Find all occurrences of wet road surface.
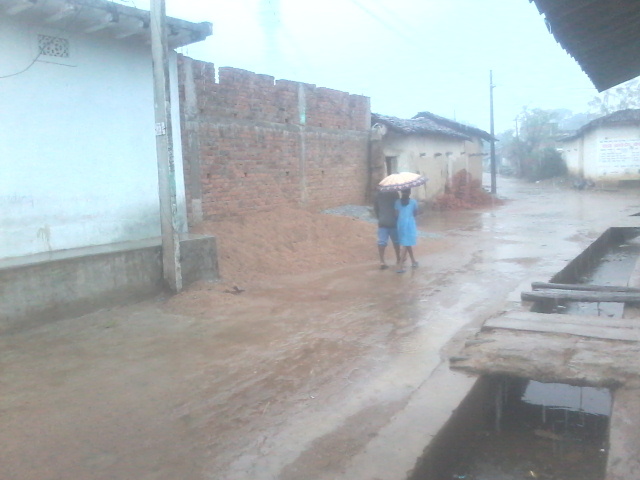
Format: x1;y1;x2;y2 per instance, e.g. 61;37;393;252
2;177;640;480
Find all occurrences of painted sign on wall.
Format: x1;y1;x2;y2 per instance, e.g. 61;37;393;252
597;138;640;176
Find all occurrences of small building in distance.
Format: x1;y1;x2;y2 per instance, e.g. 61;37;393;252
560;109;640;186
371;112;492;202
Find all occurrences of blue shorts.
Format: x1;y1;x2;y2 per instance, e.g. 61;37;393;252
377;227;398;246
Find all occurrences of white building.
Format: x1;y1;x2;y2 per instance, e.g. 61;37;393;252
561;109;640;185
0;0;211;259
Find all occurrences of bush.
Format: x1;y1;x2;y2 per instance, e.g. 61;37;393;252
525;147;566;181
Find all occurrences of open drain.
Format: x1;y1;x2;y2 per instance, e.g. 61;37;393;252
410;376;610;480
526;227;640;317
461;378;610;480
437;227;640;480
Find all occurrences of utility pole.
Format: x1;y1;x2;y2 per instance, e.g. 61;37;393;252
151;0;182;293
489;70;497;194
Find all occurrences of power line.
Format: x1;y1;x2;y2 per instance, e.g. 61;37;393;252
346;0;418;47
367;0;423;39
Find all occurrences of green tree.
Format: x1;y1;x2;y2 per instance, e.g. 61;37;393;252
500;108;566;181
534;147;566;180
589;78;640;115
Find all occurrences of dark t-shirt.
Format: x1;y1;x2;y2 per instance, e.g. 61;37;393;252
375;191;399;228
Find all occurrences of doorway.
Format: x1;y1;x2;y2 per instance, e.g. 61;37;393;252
385;156;398;175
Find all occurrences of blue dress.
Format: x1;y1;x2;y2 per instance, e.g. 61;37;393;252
395;198;417;246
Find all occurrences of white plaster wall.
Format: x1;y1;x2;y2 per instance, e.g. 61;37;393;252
582;129;600;180
586;125;640;182
561;138;581;177
563;125;640;183
381;132;483;201
0;16;187;259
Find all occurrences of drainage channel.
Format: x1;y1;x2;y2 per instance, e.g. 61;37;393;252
412;227;640;480
410;376;611;480
462;378;610;480
536;227;640;318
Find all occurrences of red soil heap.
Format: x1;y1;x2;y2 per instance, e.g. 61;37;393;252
435;169;500;210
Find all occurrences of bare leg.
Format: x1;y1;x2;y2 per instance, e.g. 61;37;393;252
407;247;418;267
397;247;408;273
392;242;401;264
378;245;389;269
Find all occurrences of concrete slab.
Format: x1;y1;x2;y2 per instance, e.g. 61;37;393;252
450;328;640;385
607;387;640;480
483;317;640;342
532;281;640;293
506;310;640;328
332;366;477;480
522;288;640;302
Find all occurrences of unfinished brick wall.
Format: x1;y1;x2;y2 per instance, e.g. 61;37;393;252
178;56;372;222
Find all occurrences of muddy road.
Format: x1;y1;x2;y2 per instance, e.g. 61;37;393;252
2;177;639;480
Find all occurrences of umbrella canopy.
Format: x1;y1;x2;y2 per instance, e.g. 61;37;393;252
378;172;428;192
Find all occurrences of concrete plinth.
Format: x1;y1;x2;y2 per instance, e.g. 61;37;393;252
0;234;218;333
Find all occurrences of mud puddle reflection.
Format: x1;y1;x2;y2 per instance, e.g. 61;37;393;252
450;378;609;480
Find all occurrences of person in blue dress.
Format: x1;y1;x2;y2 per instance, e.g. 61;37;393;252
395;188;419;273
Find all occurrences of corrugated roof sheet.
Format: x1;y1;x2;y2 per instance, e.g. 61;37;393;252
0;0;212;48
560;109;640;140
529;0;640;92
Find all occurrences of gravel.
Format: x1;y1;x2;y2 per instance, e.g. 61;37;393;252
322;205;377;223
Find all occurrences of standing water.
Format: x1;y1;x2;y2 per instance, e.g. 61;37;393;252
446;378;610;480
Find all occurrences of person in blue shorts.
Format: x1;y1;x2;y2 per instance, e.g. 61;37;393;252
395;188;419;273
374;190;401;269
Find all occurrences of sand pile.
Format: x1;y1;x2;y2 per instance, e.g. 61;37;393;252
193;206;377;286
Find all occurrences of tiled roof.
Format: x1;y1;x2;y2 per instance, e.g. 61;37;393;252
561;109;640;141
371;113;471;141
413;111;494;142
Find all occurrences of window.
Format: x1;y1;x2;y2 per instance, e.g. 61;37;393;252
38;34;70;58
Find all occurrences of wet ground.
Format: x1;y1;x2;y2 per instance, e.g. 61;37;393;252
2;177;640;480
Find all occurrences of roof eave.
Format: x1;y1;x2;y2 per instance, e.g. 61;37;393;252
529;0;640;92
0;0;213;49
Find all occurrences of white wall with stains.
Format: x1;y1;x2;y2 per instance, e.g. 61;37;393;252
562;124;640;184
0;15;187;260
379;132;484;201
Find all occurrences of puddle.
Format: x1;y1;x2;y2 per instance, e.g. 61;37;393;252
521;380;611;416
411;377;610;480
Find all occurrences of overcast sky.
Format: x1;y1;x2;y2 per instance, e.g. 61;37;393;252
124;0;600;133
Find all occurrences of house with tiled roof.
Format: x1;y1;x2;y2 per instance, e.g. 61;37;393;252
371;112;491;202
560;109;640;185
